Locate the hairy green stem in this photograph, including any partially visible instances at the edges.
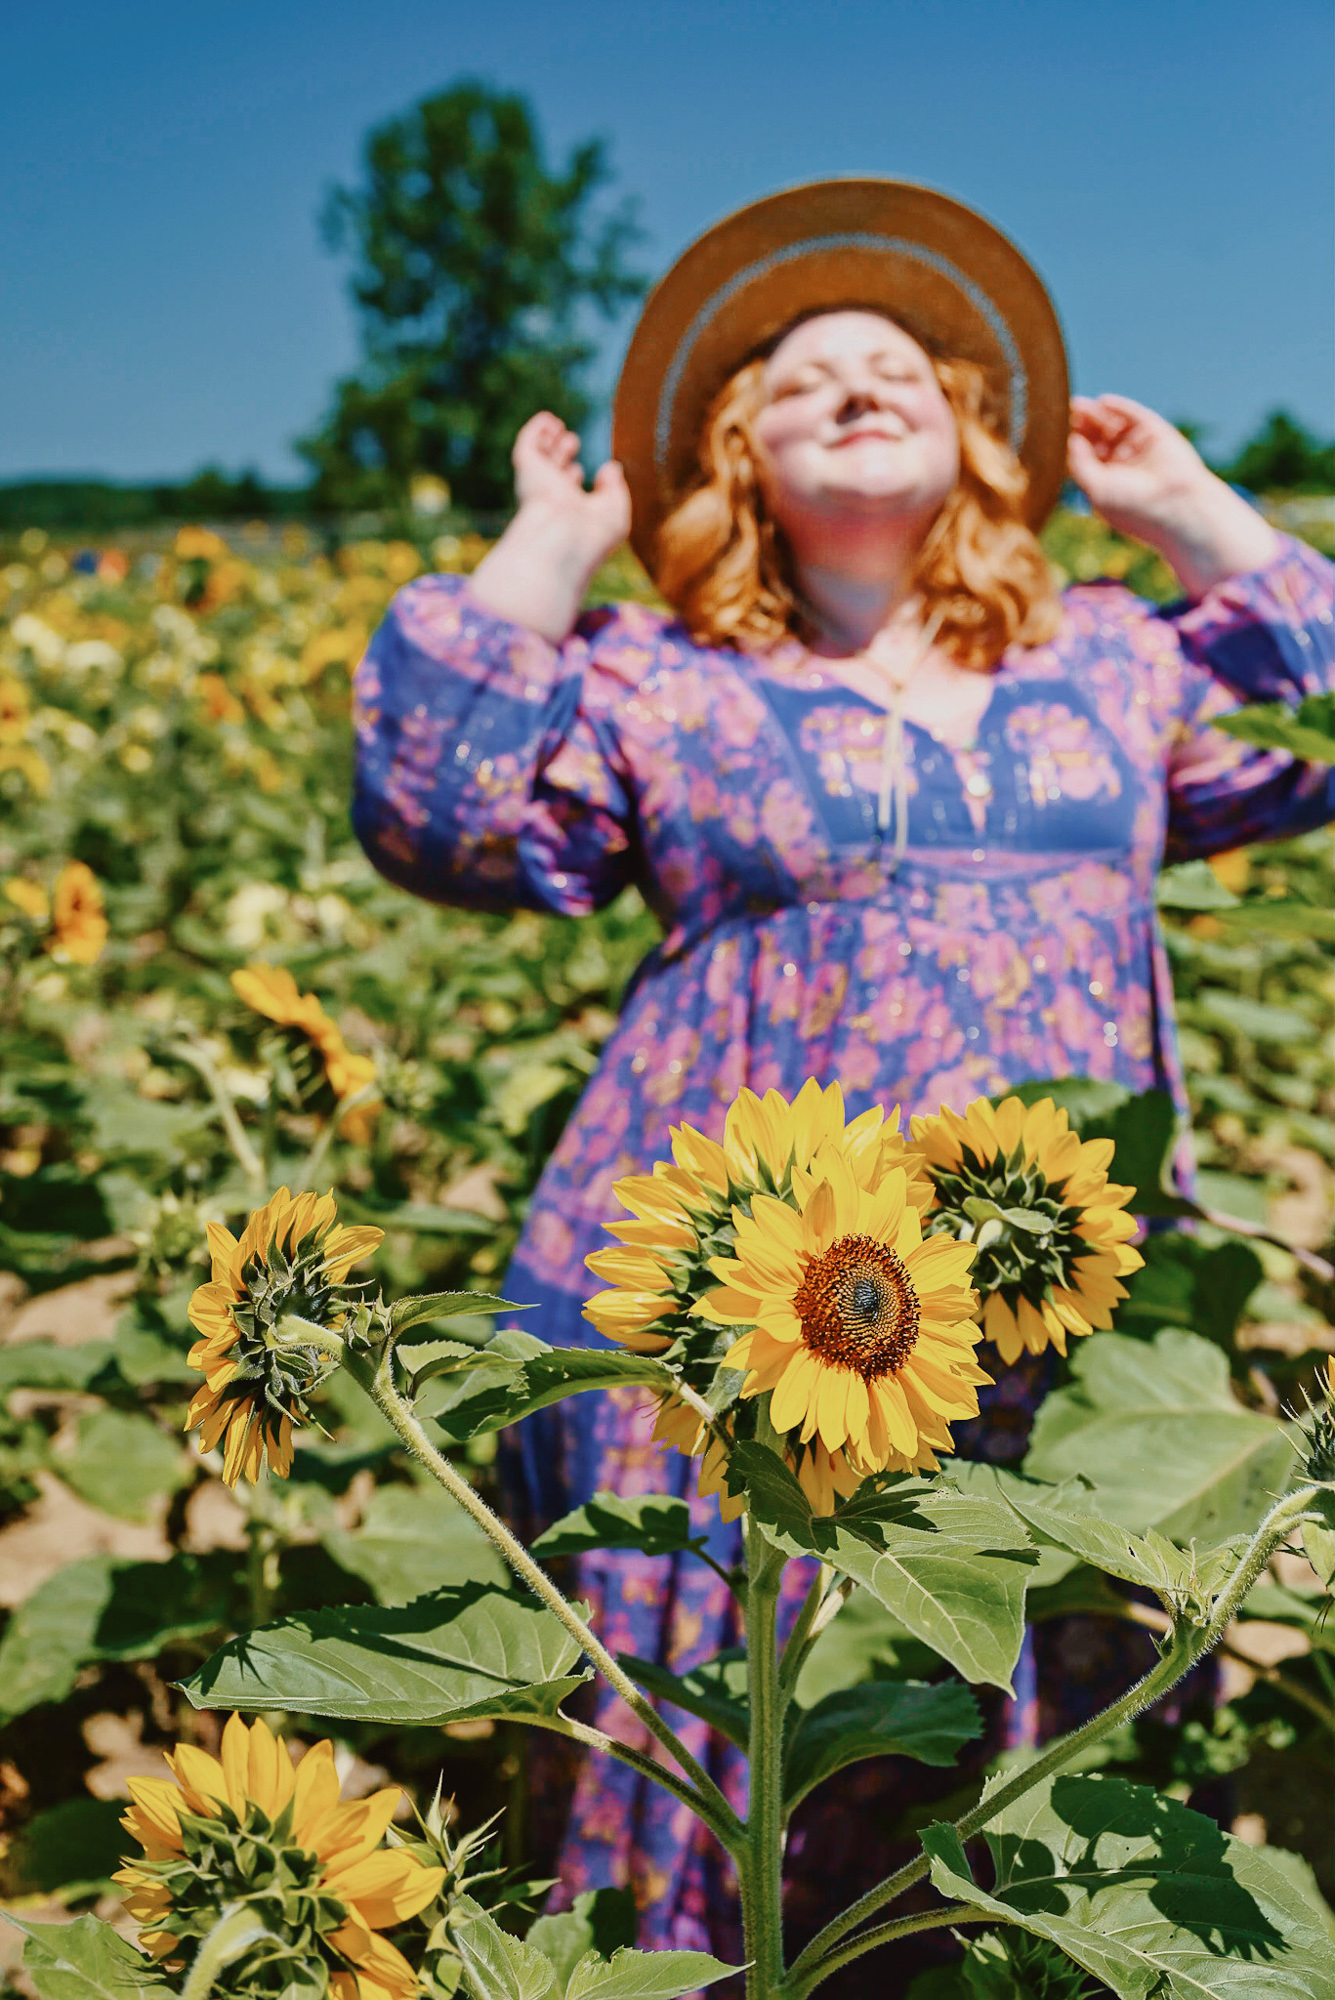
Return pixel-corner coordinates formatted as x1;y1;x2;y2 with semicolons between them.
181;1904;271;2000
1202;1485;1322;1641
777;1567;826;1699
171;1039;266;1193
788;1482;1325;1992
788;1904;997;1994
524;1713;737;1841
786;1625;1200;1991
293;1081;379;1193
339;1340;744;1848
742;1512;788;2000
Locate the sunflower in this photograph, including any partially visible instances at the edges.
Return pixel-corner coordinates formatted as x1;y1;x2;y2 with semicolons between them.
231;963;379;1132
186;1187;383;1485
113;1711;444;1999
2;876;49;923
720;1078;932;1208
584;1079;930;1356
909;1095;1144;1365
702;1150;986;1513
49;860;107;965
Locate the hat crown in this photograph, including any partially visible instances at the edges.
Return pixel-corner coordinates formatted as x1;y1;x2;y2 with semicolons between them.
612;177;1069;571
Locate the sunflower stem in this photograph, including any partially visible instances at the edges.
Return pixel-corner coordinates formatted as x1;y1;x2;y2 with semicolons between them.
339;1339;745;1851
783;1624;1203;1994
171;1039;266;1195
293;1081;378;1193
785;1488;1329;1996
742;1508;788;2000
180;1903;272;2000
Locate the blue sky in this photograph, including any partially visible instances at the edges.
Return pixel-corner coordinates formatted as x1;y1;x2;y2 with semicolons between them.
3;0;1331;483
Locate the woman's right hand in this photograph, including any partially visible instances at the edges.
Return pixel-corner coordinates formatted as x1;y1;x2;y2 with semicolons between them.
466;413;633;644
513;412;632;577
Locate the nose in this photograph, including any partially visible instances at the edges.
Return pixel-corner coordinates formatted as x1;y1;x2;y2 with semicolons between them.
834;388;881;426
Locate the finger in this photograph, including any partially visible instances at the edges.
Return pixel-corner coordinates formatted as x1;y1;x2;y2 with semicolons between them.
592;459;630;495
1068;398;1128;450
1085;392;1161;423
1065;432;1104;485
512;411;560;465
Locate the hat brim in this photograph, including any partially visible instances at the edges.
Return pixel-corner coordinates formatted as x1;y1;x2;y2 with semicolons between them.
612;178;1070;576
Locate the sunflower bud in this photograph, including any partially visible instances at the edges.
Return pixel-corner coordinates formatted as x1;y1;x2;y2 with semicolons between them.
186;1188;383;1485
910;1095;1144;1365
1292;1365;1335;1488
112;1713;444;1998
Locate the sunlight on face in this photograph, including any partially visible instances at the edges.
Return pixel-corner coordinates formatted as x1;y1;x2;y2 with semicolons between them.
753;311;960;528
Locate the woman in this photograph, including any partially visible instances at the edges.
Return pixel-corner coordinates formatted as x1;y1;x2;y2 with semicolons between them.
352;182;1335;1973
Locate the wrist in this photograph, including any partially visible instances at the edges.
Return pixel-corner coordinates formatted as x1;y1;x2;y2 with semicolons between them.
1124;471;1281;597
510;498;609;592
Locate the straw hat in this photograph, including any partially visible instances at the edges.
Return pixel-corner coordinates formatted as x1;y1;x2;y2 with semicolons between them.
612;178;1070;570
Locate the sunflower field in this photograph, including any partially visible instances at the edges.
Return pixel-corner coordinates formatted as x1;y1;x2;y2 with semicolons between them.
0;510;1331;1988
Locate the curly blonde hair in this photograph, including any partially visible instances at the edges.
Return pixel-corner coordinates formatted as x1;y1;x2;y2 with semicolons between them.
653;338;1062;669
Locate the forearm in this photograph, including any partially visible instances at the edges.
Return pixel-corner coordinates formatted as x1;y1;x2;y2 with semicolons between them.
468;500;602;643
1132;471;1282;599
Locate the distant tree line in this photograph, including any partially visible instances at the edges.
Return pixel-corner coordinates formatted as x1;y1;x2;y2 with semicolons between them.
1;80;1330;535
0;466;308;536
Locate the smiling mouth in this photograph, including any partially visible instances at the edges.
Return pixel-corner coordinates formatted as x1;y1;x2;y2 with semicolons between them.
829;427;908;447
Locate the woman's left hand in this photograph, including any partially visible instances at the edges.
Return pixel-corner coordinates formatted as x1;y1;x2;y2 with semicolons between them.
1067;395;1213;536
1068;393;1280;596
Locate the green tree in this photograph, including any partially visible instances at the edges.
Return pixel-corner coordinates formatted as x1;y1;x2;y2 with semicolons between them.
1222;409;1335;494
300;79;645;514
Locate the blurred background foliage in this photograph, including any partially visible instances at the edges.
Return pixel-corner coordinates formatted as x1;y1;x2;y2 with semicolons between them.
0;505;1329;1962
0;72;1330;1988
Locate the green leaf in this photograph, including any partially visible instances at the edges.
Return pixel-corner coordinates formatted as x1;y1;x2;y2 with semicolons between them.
5;1799;129;1899
783;1678;981;1809
562;1950;741;1999
1215;898;1335;942
0;1340;115;1397
53;1408;190;1521
532;1492;697;1561
1156;859;1241;910
183;1581;591;1726
1300;1520;1335;1589
0;1554;232;1725
924;1771;1333;1998
1215;692;1335;765
451;1900;559;2000
391;1290;522;1333
526;1889;638;1994
1197;990;1314;1042
432;1339;669;1442
322;1483;509;1604
10;1913;172;1998
619;1650;750;1750
998;1486;1230;1606
1115;1234;1264;1347
794;1588;946;1707
1025;1331;1294;1544
730;1447;1034;1692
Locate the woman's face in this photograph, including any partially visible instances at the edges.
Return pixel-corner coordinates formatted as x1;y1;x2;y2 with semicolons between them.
752;311;960;533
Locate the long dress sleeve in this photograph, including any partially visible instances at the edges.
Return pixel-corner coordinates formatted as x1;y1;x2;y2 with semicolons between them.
351;574;636;915
1163;534;1335;859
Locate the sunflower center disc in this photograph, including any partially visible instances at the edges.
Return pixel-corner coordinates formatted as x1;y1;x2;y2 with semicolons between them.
793;1232;921;1379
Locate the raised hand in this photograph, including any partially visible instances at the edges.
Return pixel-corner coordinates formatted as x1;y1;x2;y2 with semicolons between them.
466;413;633;643
1067;395;1214;538
512;412;632;575
1068;394;1279;595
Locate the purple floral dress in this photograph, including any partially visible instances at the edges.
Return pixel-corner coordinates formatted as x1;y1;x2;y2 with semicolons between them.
353;539;1335;1978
